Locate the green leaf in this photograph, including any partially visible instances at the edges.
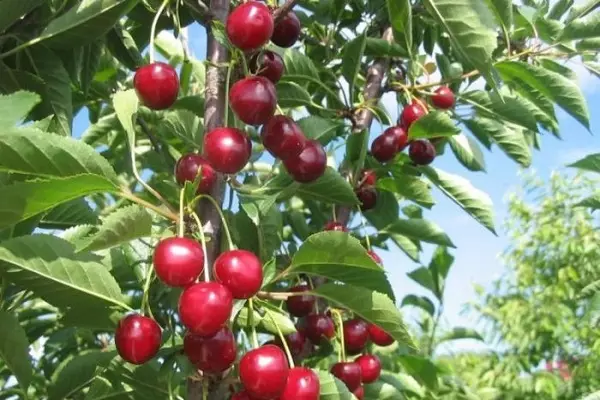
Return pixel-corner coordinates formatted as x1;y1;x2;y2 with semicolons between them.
380;372;425;397
295;168;359;205
0;90;40;127
287;231;396;301
40;199;99;229
106;24;143;71
364;381;405;399
421;167;496;233
407;111;459;139
382;219;455;247
401;294;435;316
112;89;139;148
562;9;600;39
260;308;296;336
60;307;122;331
398;355;438;389
0;234;129;310
495;60;590;129
388;0;412;55
316;370;355;400
565;0;600;23
568;152;600;173
0;310;32;390
0;0;44;34
364;38;408;57
296;116;343;146
484;0;513;29
407;267;439;298
283;50;320;80
576;193;600;210
548;0;574;20
276;81;313;108
310;283;417;350
341;32;367;102
377;176;434;209
448;133;486;172
438;327;484;343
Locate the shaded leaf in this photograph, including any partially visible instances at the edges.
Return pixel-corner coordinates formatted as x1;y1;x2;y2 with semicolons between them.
40;199;99;229
0;90;40;127
276;81;313;108
50;351;117;400
388;0;412;55
0;310;32;390
448;133;486;172
407;267;439;298
341;32;367;102
408;111;459;139
461;90;538;132
569;152;600;173
561;11;600;40
316;370;355;400
296;116;343;146
364;381;406;399
438;327;484;343
0;0;44;34
377;176;434;209
401;294;435;316
382;219;455;247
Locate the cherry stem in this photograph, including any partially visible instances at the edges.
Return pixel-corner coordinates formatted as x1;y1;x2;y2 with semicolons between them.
119;190;178;222
189;194;235;250
190;211;211;283
140;266;156;320
149;0;171;64
263;307;295;368
331;309;346;362
178;188;185;237
359;208;371;251
248;298;260;348
224;60;234;127
202;379;208;400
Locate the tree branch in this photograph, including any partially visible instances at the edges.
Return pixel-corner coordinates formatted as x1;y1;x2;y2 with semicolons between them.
184;0;212;24
273;0;298;24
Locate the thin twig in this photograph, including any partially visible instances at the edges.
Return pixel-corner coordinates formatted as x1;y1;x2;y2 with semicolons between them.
273;0;298;24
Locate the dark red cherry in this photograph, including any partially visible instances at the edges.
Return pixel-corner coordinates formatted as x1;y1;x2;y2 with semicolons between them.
214;249;263;299
360;169;377;187
230;76;277;125
204;127;252;174
115;314;161;365
226;1;274;51
400;100;427;128
179;282;233;337
279;367;320;400
367;250;382;265
356;354;381;383
276;331;307;358
283;140;327;183
324;221;348;232
286;284;316;317
330;362;362;391
305;314;335;344
368;324;394;346
239;344;290;399
134;62;179;110
353;385;365;400
409;139;436;165
343;319;369;355
271;11;301;48
371;130;398;163
261;115;307;159
431;86;455;109
250;50;285;83
183;327;236;374
388;125;409;152
356;186;377;211
153;237;204;287
175;154;217;194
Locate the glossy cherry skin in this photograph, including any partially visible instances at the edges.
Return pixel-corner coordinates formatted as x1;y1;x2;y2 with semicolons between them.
367;250;382;265
261;115;307;160
204;127;252;174
431;86;455;109
353;385;365;400
330;362;362;391
179;282;233;337
280;367;320;400
276;331;308;358
387;125;409;152
368;324;394;346
231;391;252;400
409;139;436;165
356;354;382;383
272;11;301;48
239;344;290;399
213;249;263;299
115;314;161;365
343;319;369;355
175;154;217;194
286;284;316;317
250;50;285;83
400;101;427;128
356;186;377;211
283;140;327;183
134;62;179;110
153;237;204;287
360;169;377;187
305;314;335;344
324;221;348;232
226;1;274;51
183;327;236;374
230;76;277;125
371;129;399;163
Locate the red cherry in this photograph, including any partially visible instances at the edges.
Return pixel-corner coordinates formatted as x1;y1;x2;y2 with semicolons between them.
353;385;365;400
175;154;217;194
360;169;377;187
305;313;335;344
230;76;277;125
279;367;320;400
367;250;382;265
133;62;179;110
231;391;252;400
356;186;377;211
324;221;348;232
431;86;455;109
250;50;285;83
330;362;362;391
400;101;427;128
204;127;252;174
286;285;316;317
240;345;290;399
343;319;369;355
388;125;409;152
115;314;161;365
214;250;263;299
226;1;274;51
371;128;400;163
368;324;394;346
409;139;436;165
261;115;307;160
271;11;301;48
283;140;327;183
275;331;307;358
179;282;233;337
356;354;382;383
183;327;236;374
153;237;204;287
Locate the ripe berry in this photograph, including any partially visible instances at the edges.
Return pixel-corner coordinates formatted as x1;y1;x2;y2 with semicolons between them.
250;50;285;84
204;127;252;174
330;362;362;391
431;86;455;109
356;186;377;211
240;344;290;399
283;140;327;183
134;62;179;110
343;319;369;355
175;154;217;194
400;101;427;128
280;367;320;400
153;237;204;287
356;354;382;383
409;139;436;165
367;250;382;265
305;313;335;344
388;125;409;152
276;331;307;358
286;285;316;317
179;282;233;337
360;169;377;187
271;11;301;48
213;249;263;299
368;324;394;346
353;385;365;400
324;221;348;232
183;327;236;374
371;131;398;163
261;115;307;160
115;314;161;365
226;1;274;51
230;76;277;125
